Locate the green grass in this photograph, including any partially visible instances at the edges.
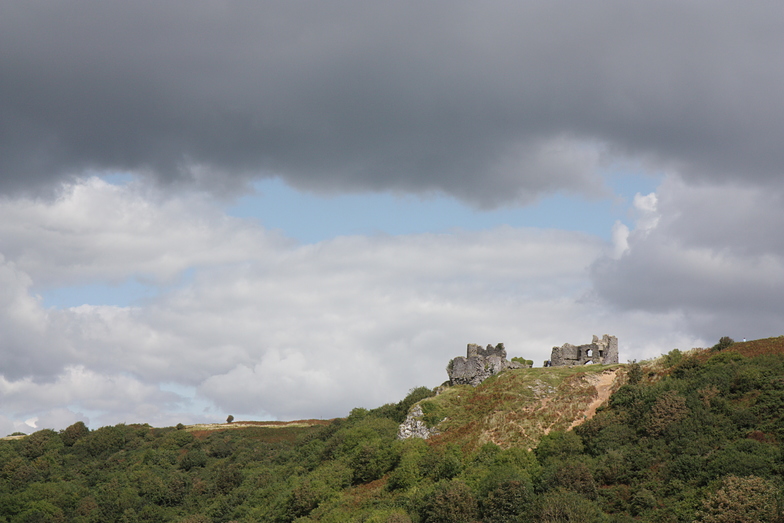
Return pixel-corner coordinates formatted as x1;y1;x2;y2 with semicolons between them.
423;364;624;452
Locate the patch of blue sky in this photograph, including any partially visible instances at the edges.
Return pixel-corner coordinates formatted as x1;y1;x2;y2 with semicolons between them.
38;269;197;310
100;171;135;185
157;382;277;422
38;279;159;309
227;173;663;244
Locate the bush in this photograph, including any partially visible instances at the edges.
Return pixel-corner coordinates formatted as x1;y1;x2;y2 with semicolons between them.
482;479;532;523
662;349;684;367
646;390;689;437
696;475;777;522
535;430;584;462
61;421;90;447
626;361;643;385
350;441;397;484
424;480;478;523
711;337;735;352
540;459;598;499
524;488;609;523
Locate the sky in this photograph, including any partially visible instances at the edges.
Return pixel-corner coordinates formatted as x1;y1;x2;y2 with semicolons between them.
2;1;784;434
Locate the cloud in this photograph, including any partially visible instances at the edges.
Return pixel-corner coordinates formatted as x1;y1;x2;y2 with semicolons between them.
593;175;784;341
3;177;690;427
2;2;783;204
0;177;289;287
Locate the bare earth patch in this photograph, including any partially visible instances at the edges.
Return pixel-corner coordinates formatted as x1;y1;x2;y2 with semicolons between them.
568;368;620;430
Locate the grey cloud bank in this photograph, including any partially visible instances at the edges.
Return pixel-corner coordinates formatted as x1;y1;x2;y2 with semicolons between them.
0;179;654;430
2;1;784;204
1;1;783;432
592;178;784;340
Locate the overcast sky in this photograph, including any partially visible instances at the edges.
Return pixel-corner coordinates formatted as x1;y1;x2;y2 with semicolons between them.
2;1;783;434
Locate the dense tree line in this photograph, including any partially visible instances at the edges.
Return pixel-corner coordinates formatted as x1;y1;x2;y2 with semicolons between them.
1;346;783;521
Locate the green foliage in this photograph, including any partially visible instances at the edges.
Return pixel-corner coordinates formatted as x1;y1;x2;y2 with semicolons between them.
696;475;778;522
482;479;532;523
423;479;478;523
0;343;782;522
419;400;446;428
60;421;89;447
535;430;584;462
511;356;534;366
524;488;609;523
626;360;643;385
349;440;396;484
387;439;429;491
712;336;735;352
645;390;689;436
662;348;684;367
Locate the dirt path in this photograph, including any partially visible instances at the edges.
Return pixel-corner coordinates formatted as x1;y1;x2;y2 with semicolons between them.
569;368;620;430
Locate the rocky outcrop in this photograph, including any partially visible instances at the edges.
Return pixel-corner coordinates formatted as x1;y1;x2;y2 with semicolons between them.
447;343;522;387
397;404;440;440
547;334;618;366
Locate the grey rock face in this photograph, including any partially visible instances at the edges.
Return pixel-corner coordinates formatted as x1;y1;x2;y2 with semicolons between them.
447;343;522;387
397;404;440;440
548;334;618;366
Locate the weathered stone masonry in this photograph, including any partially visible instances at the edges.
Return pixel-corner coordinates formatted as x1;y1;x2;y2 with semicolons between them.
446;343;523;387
547;334;618;367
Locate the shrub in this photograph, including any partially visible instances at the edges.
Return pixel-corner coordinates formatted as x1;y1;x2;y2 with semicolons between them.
285;478;333;520
178;449;208;471
61;421;90;447
662;349;684;367
535;430;584;462
424;480;478;523
627;361;643;385
540;459;598;499
524;488;609;523
350;441;396;484
482;479;532;523
696;475;777;522
646;390;689;437
711;337;735;352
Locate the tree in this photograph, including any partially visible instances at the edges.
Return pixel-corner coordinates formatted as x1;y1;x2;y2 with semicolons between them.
711;336;735;352
646;390;689;437
424;480;478;523
696;475;777;522
226;415;234;424
61;421;90;447
482;480;532;523
627;360;643;385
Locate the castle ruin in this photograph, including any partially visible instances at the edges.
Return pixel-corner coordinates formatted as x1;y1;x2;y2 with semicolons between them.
447;343;524;387
546;334;618;366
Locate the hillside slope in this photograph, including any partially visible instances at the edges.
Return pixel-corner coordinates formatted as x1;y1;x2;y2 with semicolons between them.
414;364;625;451
1;336;783;522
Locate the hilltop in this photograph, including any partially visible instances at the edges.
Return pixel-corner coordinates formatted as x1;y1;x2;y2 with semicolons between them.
1;336;783;522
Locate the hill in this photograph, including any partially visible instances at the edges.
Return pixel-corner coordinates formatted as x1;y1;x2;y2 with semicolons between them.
1;336;783;522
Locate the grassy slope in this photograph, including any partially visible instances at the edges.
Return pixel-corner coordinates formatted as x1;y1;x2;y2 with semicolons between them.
418;364;626;452
3;336;783;521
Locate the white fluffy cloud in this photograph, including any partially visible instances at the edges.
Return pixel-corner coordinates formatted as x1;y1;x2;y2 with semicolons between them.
0;177;708;431
0;178;289;287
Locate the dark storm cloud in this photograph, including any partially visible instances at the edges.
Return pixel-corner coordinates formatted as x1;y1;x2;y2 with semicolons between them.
2;1;783;204
592;178;784;341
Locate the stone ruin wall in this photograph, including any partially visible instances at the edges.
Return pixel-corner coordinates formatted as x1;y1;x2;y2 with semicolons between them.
547;334;618;367
400;336;618;440
447;343;524;387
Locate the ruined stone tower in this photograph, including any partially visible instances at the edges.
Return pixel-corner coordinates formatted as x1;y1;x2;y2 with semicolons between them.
447;343;522;386
548;334;618;366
